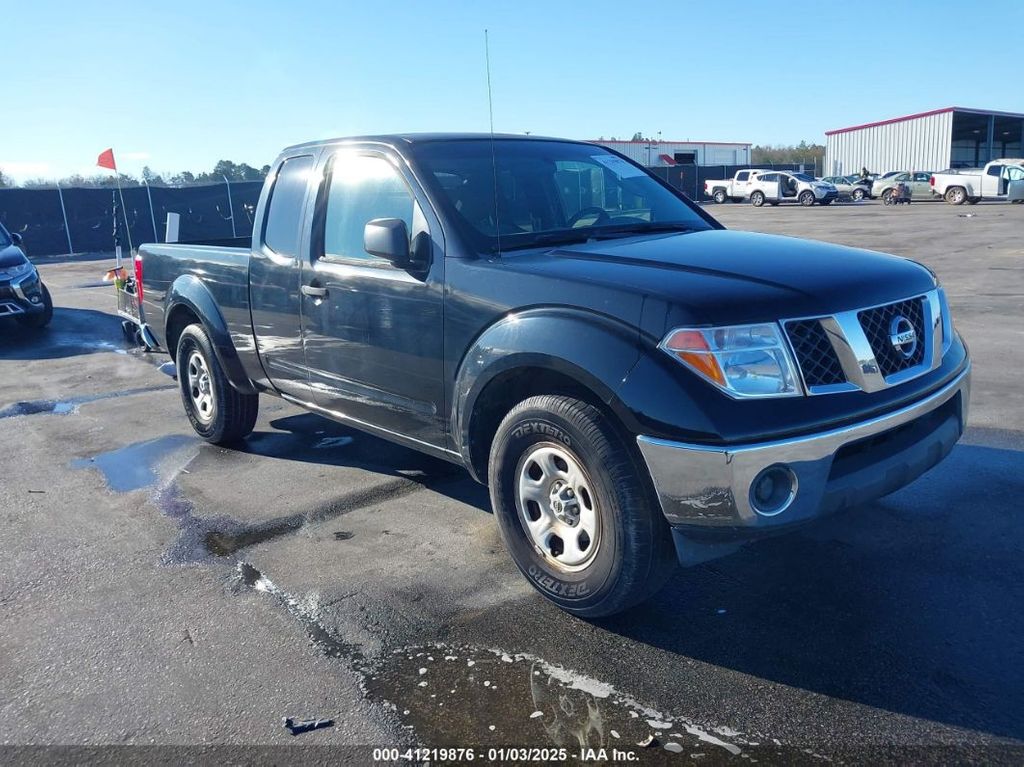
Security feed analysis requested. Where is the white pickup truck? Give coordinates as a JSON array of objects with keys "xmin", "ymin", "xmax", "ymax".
[
  {"xmin": 704, "ymin": 169, "xmax": 767, "ymax": 204},
  {"xmin": 930, "ymin": 159, "xmax": 1024, "ymax": 205}
]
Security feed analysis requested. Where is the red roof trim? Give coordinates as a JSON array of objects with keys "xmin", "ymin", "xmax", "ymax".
[
  {"xmin": 658, "ymin": 154, "xmax": 676, "ymax": 165},
  {"xmin": 825, "ymin": 106, "xmax": 1024, "ymax": 136},
  {"xmin": 591, "ymin": 139, "xmax": 752, "ymax": 147}
]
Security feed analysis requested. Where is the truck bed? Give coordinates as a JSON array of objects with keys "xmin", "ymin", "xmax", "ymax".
[{"xmin": 138, "ymin": 242, "xmax": 252, "ymax": 353}]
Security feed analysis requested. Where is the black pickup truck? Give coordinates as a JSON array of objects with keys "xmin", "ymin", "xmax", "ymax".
[{"xmin": 139, "ymin": 134, "xmax": 970, "ymax": 617}]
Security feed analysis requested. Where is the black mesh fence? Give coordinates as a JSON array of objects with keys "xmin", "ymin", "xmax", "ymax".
[
  {"xmin": 1, "ymin": 164, "xmax": 819, "ymax": 257},
  {"xmin": 0, "ymin": 181, "xmax": 263, "ymax": 257},
  {"xmin": 648, "ymin": 163, "xmax": 812, "ymax": 201}
]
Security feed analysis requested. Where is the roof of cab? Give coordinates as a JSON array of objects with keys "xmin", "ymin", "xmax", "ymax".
[{"xmin": 281, "ymin": 133, "xmax": 587, "ymax": 153}]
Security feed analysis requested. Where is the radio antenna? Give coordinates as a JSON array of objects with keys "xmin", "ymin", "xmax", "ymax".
[{"xmin": 485, "ymin": 29, "xmax": 501, "ymax": 255}]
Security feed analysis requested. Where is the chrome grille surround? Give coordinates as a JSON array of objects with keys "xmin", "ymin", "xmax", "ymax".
[{"xmin": 783, "ymin": 289, "xmax": 944, "ymax": 395}]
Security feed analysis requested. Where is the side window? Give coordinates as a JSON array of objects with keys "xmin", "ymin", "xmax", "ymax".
[
  {"xmin": 263, "ymin": 155, "xmax": 314, "ymax": 257},
  {"xmin": 322, "ymin": 154, "xmax": 417, "ymax": 263},
  {"xmin": 736, "ymin": 171, "xmax": 749, "ymax": 181},
  {"xmin": 1007, "ymin": 167, "xmax": 1024, "ymax": 181},
  {"xmin": 986, "ymin": 165, "xmax": 1003, "ymax": 177},
  {"xmin": 895, "ymin": 173, "xmax": 910, "ymax": 181},
  {"xmin": 914, "ymin": 172, "xmax": 931, "ymax": 182}
]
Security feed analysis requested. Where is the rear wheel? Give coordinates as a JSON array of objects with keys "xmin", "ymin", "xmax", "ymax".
[
  {"xmin": 882, "ymin": 189, "xmax": 895, "ymax": 205},
  {"xmin": 712, "ymin": 189, "xmax": 727, "ymax": 204},
  {"xmin": 15, "ymin": 283, "xmax": 53, "ymax": 329},
  {"xmin": 488, "ymin": 395, "xmax": 676, "ymax": 618},
  {"xmin": 945, "ymin": 186, "xmax": 967, "ymax": 205},
  {"xmin": 176, "ymin": 324, "xmax": 258, "ymax": 444},
  {"xmin": 750, "ymin": 191, "xmax": 765, "ymax": 207},
  {"xmin": 799, "ymin": 190, "xmax": 815, "ymax": 206}
]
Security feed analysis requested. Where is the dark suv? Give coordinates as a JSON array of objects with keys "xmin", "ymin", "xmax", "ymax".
[{"xmin": 0, "ymin": 222, "xmax": 52, "ymax": 328}]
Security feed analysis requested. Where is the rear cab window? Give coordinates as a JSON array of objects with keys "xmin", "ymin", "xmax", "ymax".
[{"xmin": 263, "ymin": 155, "xmax": 315, "ymax": 257}]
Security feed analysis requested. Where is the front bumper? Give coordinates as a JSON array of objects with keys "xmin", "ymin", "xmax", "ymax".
[
  {"xmin": 637, "ymin": 363, "xmax": 970, "ymax": 536},
  {"xmin": 0, "ymin": 271, "xmax": 46, "ymax": 317}
]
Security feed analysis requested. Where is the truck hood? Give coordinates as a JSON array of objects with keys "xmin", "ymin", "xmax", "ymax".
[
  {"xmin": 0, "ymin": 245, "xmax": 28, "ymax": 269},
  {"xmin": 507, "ymin": 229, "xmax": 936, "ymax": 327}
]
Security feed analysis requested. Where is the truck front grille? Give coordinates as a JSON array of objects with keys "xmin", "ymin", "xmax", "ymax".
[
  {"xmin": 858, "ymin": 296, "xmax": 926, "ymax": 377},
  {"xmin": 785, "ymin": 319, "xmax": 845, "ymax": 387}
]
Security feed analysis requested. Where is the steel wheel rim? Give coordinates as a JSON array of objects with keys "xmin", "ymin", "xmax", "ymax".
[
  {"xmin": 515, "ymin": 443, "xmax": 601, "ymax": 572},
  {"xmin": 187, "ymin": 350, "xmax": 215, "ymax": 425}
]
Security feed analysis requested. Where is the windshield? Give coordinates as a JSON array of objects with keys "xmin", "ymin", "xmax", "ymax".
[
  {"xmin": 0, "ymin": 223, "xmax": 11, "ymax": 248},
  {"xmin": 411, "ymin": 139, "xmax": 713, "ymax": 253}
]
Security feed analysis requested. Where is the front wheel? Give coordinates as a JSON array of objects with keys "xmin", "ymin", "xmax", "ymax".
[
  {"xmin": 15, "ymin": 283, "xmax": 53, "ymax": 329},
  {"xmin": 488, "ymin": 395, "xmax": 676, "ymax": 618},
  {"xmin": 882, "ymin": 189, "xmax": 895, "ymax": 205},
  {"xmin": 851, "ymin": 188, "xmax": 866, "ymax": 201},
  {"xmin": 799, "ymin": 190, "xmax": 815, "ymax": 206},
  {"xmin": 750, "ymin": 191, "xmax": 765, "ymax": 207},
  {"xmin": 712, "ymin": 189, "xmax": 727, "ymax": 204},
  {"xmin": 176, "ymin": 324, "xmax": 259, "ymax": 444}
]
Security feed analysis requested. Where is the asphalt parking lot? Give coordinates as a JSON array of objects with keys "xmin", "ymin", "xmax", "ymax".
[{"xmin": 2, "ymin": 200, "xmax": 1023, "ymax": 763}]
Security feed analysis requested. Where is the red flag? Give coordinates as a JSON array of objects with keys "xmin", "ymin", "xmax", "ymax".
[{"xmin": 97, "ymin": 148, "xmax": 116, "ymax": 171}]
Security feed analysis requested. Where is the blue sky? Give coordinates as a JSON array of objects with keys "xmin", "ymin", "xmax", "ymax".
[{"xmin": 4, "ymin": 0, "xmax": 1022, "ymax": 182}]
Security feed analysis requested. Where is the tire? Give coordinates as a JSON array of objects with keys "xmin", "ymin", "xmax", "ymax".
[
  {"xmin": 488, "ymin": 395, "xmax": 676, "ymax": 618},
  {"xmin": 945, "ymin": 186, "xmax": 967, "ymax": 205},
  {"xmin": 799, "ymin": 190, "xmax": 815, "ymax": 206},
  {"xmin": 750, "ymin": 191, "xmax": 765, "ymax": 207},
  {"xmin": 15, "ymin": 283, "xmax": 53, "ymax": 329},
  {"xmin": 851, "ymin": 188, "xmax": 866, "ymax": 201},
  {"xmin": 882, "ymin": 189, "xmax": 894, "ymax": 205},
  {"xmin": 712, "ymin": 189, "xmax": 727, "ymax": 204},
  {"xmin": 175, "ymin": 324, "xmax": 258, "ymax": 444}
]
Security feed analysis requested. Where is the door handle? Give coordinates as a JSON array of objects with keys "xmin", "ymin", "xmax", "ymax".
[{"xmin": 301, "ymin": 285, "xmax": 328, "ymax": 298}]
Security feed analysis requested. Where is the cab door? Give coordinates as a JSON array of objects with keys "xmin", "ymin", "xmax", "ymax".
[
  {"xmin": 300, "ymin": 148, "xmax": 446, "ymax": 447},
  {"xmin": 981, "ymin": 165, "xmax": 1005, "ymax": 197},
  {"xmin": 249, "ymin": 153, "xmax": 318, "ymax": 397},
  {"xmin": 732, "ymin": 170, "xmax": 751, "ymax": 197}
]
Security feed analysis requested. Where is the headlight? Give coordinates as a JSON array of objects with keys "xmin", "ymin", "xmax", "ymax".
[
  {"xmin": 659, "ymin": 323, "xmax": 802, "ymax": 398},
  {"xmin": 1, "ymin": 259, "xmax": 35, "ymax": 280}
]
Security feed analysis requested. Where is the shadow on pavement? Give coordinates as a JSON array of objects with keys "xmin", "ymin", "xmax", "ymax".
[
  {"xmin": 0, "ymin": 307, "xmax": 131, "ymax": 360},
  {"xmin": 598, "ymin": 437, "xmax": 1024, "ymax": 740}
]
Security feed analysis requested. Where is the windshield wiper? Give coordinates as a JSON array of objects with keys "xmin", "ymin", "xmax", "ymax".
[
  {"xmin": 591, "ymin": 221, "xmax": 699, "ymax": 239},
  {"xmin": 493, "ymin": 222, "xmax": 700, "ymax": 253}
]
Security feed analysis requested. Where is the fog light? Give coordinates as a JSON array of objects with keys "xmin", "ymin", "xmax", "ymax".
[
  {"xmin": 749, "ymin": 465, "xmax": 797, "ymax": 516},
  {"xmin": 30, "ymin": 295, "xmax": 40, "ymax": 304}
]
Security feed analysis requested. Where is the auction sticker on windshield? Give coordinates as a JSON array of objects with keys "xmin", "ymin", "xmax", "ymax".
[{"xmin": 591, "ymin": 154, "xmax": 646, "ymax": 178}]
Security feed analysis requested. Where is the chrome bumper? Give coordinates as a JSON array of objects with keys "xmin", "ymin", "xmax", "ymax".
[{"xmin": 637, "ymin": 364, "xmax": 970, "ymax": 533}]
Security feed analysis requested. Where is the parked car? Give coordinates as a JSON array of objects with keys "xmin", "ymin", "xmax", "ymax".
[
  {"xmin": 703, "ymin": 169, "xmax": 767, "ymax": 203},
  {"xmin": 872, "ymin": 172, "xmax": 935, "ymax": 203},
  {"xmin": 930, "ymin": 159, "xmax": 1024, "ymax": 204},
  {"xmin": 821, "ymin": 175, "xmax": 871, "ymax": 201},
  {"xmin": 0, "ymin": 222, "xmax": 53, "ymax": 328},
  {"xmin": 747, "ymin": 172, "xmax": 839, "ymax": 206},
  {"xmin": 138, "ymin": 134, "xmax": 970, "ymax": 617}
]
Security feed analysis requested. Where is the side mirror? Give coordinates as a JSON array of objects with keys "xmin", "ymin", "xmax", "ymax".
[
  {"xmin": 11, "ymin": 232, "xmax": 23, "ymax": 246},
  {"xmin": 364, "ymin": 218, "xmax": 411, "ymax": 267}
]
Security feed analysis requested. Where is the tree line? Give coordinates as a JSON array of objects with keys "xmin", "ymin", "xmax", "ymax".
[{"xmin": 0, "ymin": 160, "xmax": 270, "ymax": 189}]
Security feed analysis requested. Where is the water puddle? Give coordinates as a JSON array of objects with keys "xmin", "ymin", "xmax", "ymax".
[
  {"xmin": 0, "ymin": 385, "xmax": 173, "ymax": 419},
  {"xmin": 71, "ymin": 434, "xmax": 197, "ymax": 492},
  {"xmin": 363, "ymin": 645, "xmax": 758, "ymax": 759}
]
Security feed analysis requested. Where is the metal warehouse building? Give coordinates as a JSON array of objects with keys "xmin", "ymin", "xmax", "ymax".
[
  {"xmin": 594, "ymin": 140, "xmax": 751, "ymax": 167},
  {"xmin": 825, "ymin": 107, "xmax": 1024, "ymax": 175}
]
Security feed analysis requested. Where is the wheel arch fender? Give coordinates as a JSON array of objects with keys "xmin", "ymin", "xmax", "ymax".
[
  {"xmin": 453, "ymin": 308, "xmax": 644, "ymax": 481},
  {"xmin": 166, "ymin": 274, "xmax": 257, "ymax": 395}
]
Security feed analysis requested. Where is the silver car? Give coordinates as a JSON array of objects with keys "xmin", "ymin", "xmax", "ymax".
[
  {"xmin": 872, "ymin": 172, "xmax": 935, "ymax": 202},
  {"xmin": 821, "ymin": 175, "xmax": 872, "ymax": 201}
]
